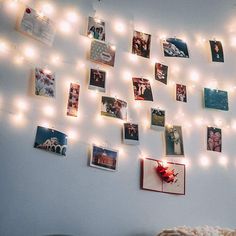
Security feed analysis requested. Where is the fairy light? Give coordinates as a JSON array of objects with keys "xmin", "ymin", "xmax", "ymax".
[
  {"xmin": 129, "ymin": 53, "xmax": 138, "ymax": 62},
  {"xmin": 39, "ymin": 3, "xmax": 55, "ymax": 17},
  {"xmin": 58, "ymin": 20, "xmax": 72, "ymax": 34},
  {"xmin": 68, "ymin": 130, "xmax": 78, "ymax": 140},
  {"xmin": 142, "ymin": 118, "xmax": 149, "ymax": 128},
  {"xmin": 43, "ymin": 105, "xmax": 55, "ymax": 117},
  {"xmin": 94, "ymin": 17, "xmax": 102, "ymax": 24},
  {"xmin": 161, "ymin": 159, "xmax": 168, "ymax": 167},
  {"xmin": 0, "ymin": 41, "xmax": 9, "ymax": 54},
  {"xmin": 219, "ymin": 156, "xmax": 228, "ymax": 167},
  {"xmin": 114, "ymin": 21, "xmax": 126, "ymax": 34},
  {"xmin": 200, "ymin": 156, "xmax": 210, "ymax": 167},
  {"xmin": 195, "ymin": 117, "xmax": 204, "ymax": 126},
  {"xmin": 111, "ymin": 45, "xmax": 116, "ymax": 51},
  {"xmin": 190, "ymin": 71, "xmax": 200, "ymax": 82},
  {"xmin": 41, "ymin": 121, "xmax": 50, "ymax": 128},
  {"xmin": 66, "ymin": 10, "xmax": 79, "ymax": 23},
  {"xmin": 16, "ymin": 99, "xmax": 28, "ymax": 111},
  {"xmin": 23, "ymin": 46, "xmax": 36, "ymax": 59},
  {"xmin": 183, "ymin": 158, "xmax": 190, "ymax": 168},
  {"xmin": 50, "ymin": 54, "xmax": 61, "ymax": 65},
  {"xmin": 123, "ymin": 70, "xmax": 131, "ymax": 81},
  {"xmin": 13, "ymin": 55, "xmax": 24, "ymax": 65}
]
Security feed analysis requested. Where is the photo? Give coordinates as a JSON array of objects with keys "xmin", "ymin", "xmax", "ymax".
[
  {"xmin": 207, "ymin": 127, "xmax": 222, "ymax": 153},
  {"xmin": 67, "ymin": 83, "xmax": 80, "ymax": 117},
  {"xmin": 204, "ymin": 88, "xmax": 229, "ymax": 111},
  {"xmin": 162, "ymin": 37, "xmax": 189, "ymax": 58},
  {"xmin": 87, "ymin": 16, "xmax": 105, "ymax": 41},
  {"xmin": 176, "ymin": 84, "xmax": 187, "ymax": 103},
  {"xmin": 90, "ymin": 144, "xmax": 118, "ymax": 171},
  {"xmin": 151, "ymin": 108, "xmax": 165, "ymax": 130},
  {"xmin": 123, "ymin": 123, "xmax": 139, "ymax": 145},
  {"xmin": 165, "ymin": 125, "xmax": 184, "ymax": 156},
  {"xmin": 209, "ymin": 40, "xmax": 224, "ymax": 62},
  {"xmin": 35, "ymin": 67, "xmax": 55, "ymax": 98},
  {"xmin": 88, "ymin": 68, "xmax": 106, "ymax": 92},
  {"xmin": 132, "ymin": 77, "xmax": 153, "ymax": 101},
  {"xmin": 18, "ymin": 6, "xmax": 56, "ymax": 46},
  {"xmin": 132, "ymin": 30, "xmax": 151, "ymax": 58},
  {"xmin": 155, "ymin": 63, "xmax": 168, "ymax": 85},
  {"xmin": 141, "ymin": 158, "xmax": 185, "ymax": 195},
  {"xmin": 101, "ymin": 96, "xmax": 127, "ymax": 120},
  {"xmin": 34, "ymin": 126, "xmax": 67, "ymax": 156},
  {"xmin": 90, "ymin": 40, "xmax": 116, "ymax": 67}
]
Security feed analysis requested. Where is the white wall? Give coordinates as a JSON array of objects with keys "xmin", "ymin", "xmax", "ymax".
[{"xmin": 0, "ymin": 0, "xmax": 236, "ymax": 236}]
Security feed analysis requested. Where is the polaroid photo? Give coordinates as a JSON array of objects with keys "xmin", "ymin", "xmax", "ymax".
[
  {"xmin": 151, "ymin": 108, "xmax": 165, "ymax": 130},
  {"xmin": 162, "ymin": 37, "xmax": 189, "ymax": 58},
  {"xmin": 132, "ymin": 30, "xmax": 151, "ymax": 58},
  {"xmin": 101, "ymin": 96, "xmax": 127, "ymax": 121},
  {"xmin": 132, "ymin": 77, "xmax": 153, "ymax": 101},
  {"xmin": 123, "ymin": 123, "xmax": 139, "ymax": 145},
  {"xmin": 155, "ymin": 63, "xmax": 168, "ymax": 85},
  {"xmin": 207, "ymin": 127, "xmax": 222, "ymax": 153},
  {"xmin": 90, "ymin": 40, "xmax": 116, "ymax": 67},
  {"xmin": 90, "ymin": 144, "xmax": 118, "ymax": 171},
  {"xmin": 88, "ymin": 68, "xmax": 106, "ymax": 92},
  {"xmin": 165, "ymin": 125, "xmax": 184, "ymax": 156},
  {"xmin": 35, "ymin": 67, "xmax": 55, "ymax": 98},
  {"xmin": 176, "ymin": 84, "xmax": 187, "ymax": 103},
  {"xmin": 34, "ymin": 126, "xmax": 67, "ymax": 156},
  {"xmin": 17, "ymin": 6, "xmax": 56, "ymax": 46},
  {"xmin": 141, "ymin": 158, "xmax": 185, "ymax": 195},
  {"xmin": 204, "ymin": 88, "xmax": 229, "ymax": 111},
  {"xmin": 67, "ymin": 83, "xmax": 80, "ymax": 117},
  {"xmin": 87, "ymin": 16, "xmax": 105, "ymax": 41},
  {"xmin": 209, "ymin": 40, "xmax": 224, "ymax": 63}
]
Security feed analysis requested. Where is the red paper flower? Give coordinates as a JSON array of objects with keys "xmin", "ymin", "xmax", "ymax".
[{"xmin": 156, "ymin": 161, "xmax": 178, "ymax": 183}]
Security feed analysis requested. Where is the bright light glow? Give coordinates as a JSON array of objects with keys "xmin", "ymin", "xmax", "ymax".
[
  {"xmin": 123, "ymin": 70, "xmax": 131, "ymax": 81},
  {"xmin": 142, "ymin": 119, "xmax": 149, "ymax": 128},
  {"xmin": 0, "ymin": 41, "xmax": 9, "ymax": 53},
  {"xmin": 95, "ymin": 114, "xmax": 104, "ymax": 125},
  {"xmin": 195, "ymin": 117, "xmax": 204, "ymax": 126},
  {"xmin": 13, "ymin": 55, "xmax": 24, "ymax": 65},
  {"xmin": 13, "ymin": 113, "xmax": 24, "ymax": 124},
  {"xmin": 214, "ymin": 119, "xmax": 223, "ymax": 127},
  {"xmin": 40, "ymin": 3, "xmax": 54, "ymax": 17},
  {"xmin": 110, "ymin": 45, "xmax": 116, "ymax": 51},
  {"xmin": 76, "ymin": 60, "xmax": 85, "ymax": 70},
  {"xmin": 161, "ymin": 159, "xmax": 168, "ymax": 167},
  {"xmin": 190, "ymin": 71, "xmax": 199, "ymax": 82},
  {"xmin": 4, "ymin": 0, "xmax": 19, "ymax": 12},
  {"xmin": 41, "ymin": 121, "xmax": 50, "ymax": 128},
  {"xmin": 230, "ymin": 36, "xmax": 236, "ymax": 47},
  {"xmin": 43, "ymin": 106, "xmax": 55, "ymax": 117},
  {"xmin": 183, "ymin": 158, "xmax": 190, "ymax": 168},
  {"xmin": 23, "ymin": 46, "xmax": 36, "ymax": 59},
  {"xmin": 151, "ymin": 57, "xmax": 158, "ymax": 66},
  {"xmin": 200, "ymin": 156, "xmax": 210, "ymax": 167},
  {"xmin": 159, "ymin": 34, "xmax": 167, "ymax": 40},
  {"xmin": 219, "ymin": 156, "xmax": 228, "ymax": 167},
  {"xmin": 66, "ymin": 10, "xmax": 79, "ymax": 23},
  {"xmin": 50, "ymin": 54, "xmax": 61, "ymax": 65},
  {"xmin": 94, "ymin": 17, "xmax": 102, "ymax": 24},
  {"xmin": 16, "ymin": 99, "xmax": 28, "ymax": 111},
  {"xmin": 129, "ymin": 53, "xmax": 138, "ymax": 62},
  {"xmin": 58, "ymin": 20, "xmax": 72, "ymax": 34},
  {"xmin": 114, "ymin": 21, "xmax": 126, "ymax": 34},
  {"xmin": 68, "ymin": 130, "xmax": 78, "ymax": 140}
]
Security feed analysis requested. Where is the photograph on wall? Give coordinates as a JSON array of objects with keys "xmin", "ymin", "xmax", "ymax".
[
  {"xmin": 123, "ymin": 123, "xmax": 139, "ymax": 145},
  {"xmin": 209, "ymin": 40, "xmax": 224, "ymax": 63},
  {"xmin": 35, "ymin": 67, "xmax": 55, "ymax": 98},
  {"xmin": 101, "ymin": 96, "xmax": 127, "ymax": 120},
  {"xmin": 17, "ymin": 6, "xmax": 56, "ymax": 46},
  {"xmin": 88, "ymin": 68, "xmax": 106, "ymax": 92},
  {"xmin": 207, "ymin": 127, "xmax": 222, "ymax": 153},
  {"xmin": 90, "ymin": 144, "xmax": 118, "ymax": 171},
  {"xmin": 141, "ymin": 158, "xmax": 185, "ymax": 195},
  {"xmin": 90, "ymin": 40, "xmax": 116, "ymax": 67},
  {"xmin": 151, "ymin": 108, "xmax": 165, "ymax": 130},
  {"xmin": 162, "ymin": 38, "xmax": 189, "ymax": 58},
  {"xmin": 87, "ymin": 16, "xmax": 105, "ymax": 41},
  {"xmin": 67, "ymin": 83, "xmax": 80, "ymax": 117},
  {"xmin": 204, "ymin": 88, "xmax": 229, "ymax": 111},
  {"xmin": 132, "ymin": 77, "xmax": 153, "ymax": 101},
  {"xmin": 132, "ymin": 30, "xmax": 151, "ymax": 58},
  {"xmin": 176, "ymin": 84, "xmax": 187, "ymax": 103},
  {"xmin": 155, "ymin": 63, "xmax": 168, "ymax": 85},
  {"xmin": 34, "ymin": 126, "xmax": 67, "ymax": 156},
  {"xmin": 165, "ymin": 125, "xmax": 184, "ymax": 156}
]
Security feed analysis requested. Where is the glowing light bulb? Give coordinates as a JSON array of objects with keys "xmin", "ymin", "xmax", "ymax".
[
  {"xmin": 13, "ymin": 55, "xmax": 24, "ymax": 65},
  {"xmin": 59, "ymin": 20, "xmax": 72, "ymax": 34},
  {"xmin": 23, "ymin": 46, "xmax": 36, "ymax": 59},
  {"xmin": 219, "ymin": 156, "xmax": 228, "ymax": 167},
  {"xmin": 129, "ymin": 53, "xmax": 138, "ymax": 62},
  {"xmin": 162, "ymin": 159, "xmax": 168, "ymax": 167},
  {"xmin": 43, "ymin": 106, "xmax": 55, "ymax": 117},
  {"xmin": 190, "ymin": 71, "xmax": 199, "ymax": 82},
  {"xmin": 16, "ymin": 99, "xmax": 28, "ymax": 111},
  {"xmin": 0, "ymin": 41, "xmax": 9, "ymax": 53},
  {"xmin": 200, "ymin": 156, "xmax": 210, "ymax": 167},
  {"xmin": 66, "ymin": 10, "xmax": 78, "ymax": 23},
  {"xmin": 110, "ymin": 45, "xmax": 116, "ymax": 51},
  {"xmin": 40, "ymin": 3, "xmax": 54, "ymax": 17},
  {"xmin": 115, "ymin": 21, "xmax": 126, "ymax": 34},
  {"xmin": 68, "ymin": 130, "xmax": 78, "ymax": 140},
  {"xmin": 94, "ymin": 17, "xmax": 102, "ymax": 24}
]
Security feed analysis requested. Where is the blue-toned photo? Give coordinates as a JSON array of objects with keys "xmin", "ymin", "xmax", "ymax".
[
  {"xmin": 204, "ymin": 88, "xmax": 229, "ymax": 111},
  {"xmin": 90, "ymin": 145, "xmax": 118, "ymax": 171},
  {"xmin": 34, "ymin": 126, "xmax": 67, "ymax": 156},
  {"xmin": 162, "ymin": 38, "xmax": 189, "ymax": 58}
]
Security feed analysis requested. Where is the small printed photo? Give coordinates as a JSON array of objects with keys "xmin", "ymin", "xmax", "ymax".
[
  {"xmin": 207, "ymin": 127, "xmax": 222, "ymax": 153},
  {"xmin": 88, "ymin": 68, "xmax": 106, "ymax": 92},
  {"xmin": 141, "ymin": 158, "xmax": 185, "ymax": 195},
  {"xmin": 18, "ymin": 6, "xmax": 56, "ymax": 46},
  {"xmin": 90, "ymin": 144, "xmax": 118, "ymax": 171},
  {"xmin": 87, "ymin": 16, "xmax": 105, "ymax": 41},
  {"xmin": 155, "ymin": 63, "xmax": 168, "ymax": 85},
  {"xmin": 132, "ymin": 77, "xmax": 153, "ymax": 101},
  {"xmin": 90, "ymin": 40, "xmax": 116, "ymax": 67},
  {"xmin": 209, "ymin": 40, "xmax": 224, "ymax": 62},
  {"xmin": 165, "ymin": 125, "xmax": 184, "ymax": 156},
  {"xmin": 204, "ymin": 88, "xmax": 229, "ymax": 111},
  {"xmin": 132, "ymin": 30, "xmax": 151, "ymax": 58},
  {"xmin": 123, "ymin": 123, "xmax": 139, "ymax": 145},
  {"xmin": 162, "ymin": 38, "xmax": 189, "ymax": 58},
  {"xmin": 176, "ymin": 84, "xmax": 187, "ymax": 103},
  {"xmin": 34, "ymin": 126, "xmax": 67, "ymax": 156},
  {"xmin": 35, "ymin": 67, "xmax": 55, "ymax": 98},
  {"xmin": 151, "ymin": 108, "xmax": 165, "ymax": 130},
  {"xmin": 67, "ymin": 83, "xmax": 80, "ymax": 117},
  {"xmin": 101, "ymin": 96, "xmax": 127, "ymax": 120}
]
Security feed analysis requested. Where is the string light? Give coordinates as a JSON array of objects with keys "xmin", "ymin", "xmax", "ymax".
[
  {"xmin": 50, "ymin": 54, "xmax": 61, "ymax": 65},
  {"xmin": 0, "ymin": 41, "xmax": 9, "ymax": 54},
  {"xmin": 114, "ymin": 21, "xmax": 126, "ymax": 34},
  {"xmin": 43, "ymin": 106, "xmax": 55, "ymax": 117},
  {"xmin": 16, "ymin": 99, "xmax": 28, "ymax": 111},
  {"xmin": 39, "ymin": 2, "xmax": 55, "ymax": 17},
  {"xmin": 219, "ymin": 156, "xmax": 228, "ymax": 167},
  {"xmin": 58, "ymin": 20, "xmax": 72, "ymax": 34},
  {"xmin": 200, "ymin": 156, "xmax": 211, "ymax": 167},
  {"xmin": 68, "ymin": 130, "xmax": 78, "ymax": 140},
  {"xmin": 23, "ymin": 46, "xmax": 36, "ymax": 59},
  {"xmin": 66, "ymin": 10, "xmax": 79, "ymax": 23}
]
